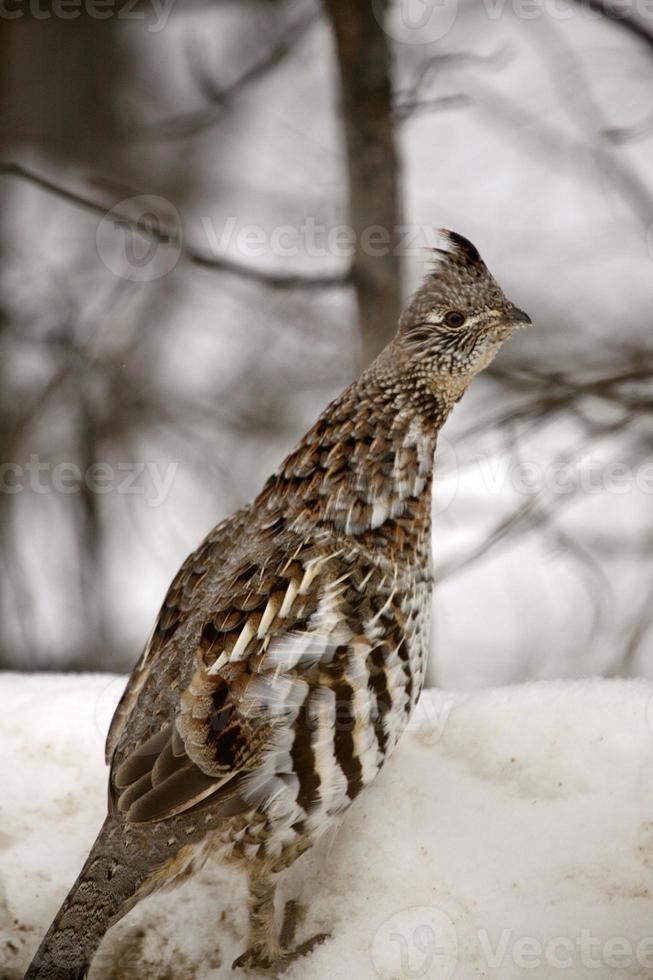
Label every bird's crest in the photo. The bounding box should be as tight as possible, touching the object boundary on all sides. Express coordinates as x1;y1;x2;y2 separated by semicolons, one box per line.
399;228;505;321
427;228;484;275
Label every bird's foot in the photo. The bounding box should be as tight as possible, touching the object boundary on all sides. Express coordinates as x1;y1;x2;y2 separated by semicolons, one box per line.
232;900;331;972
232;942;281;971
279;899;330;963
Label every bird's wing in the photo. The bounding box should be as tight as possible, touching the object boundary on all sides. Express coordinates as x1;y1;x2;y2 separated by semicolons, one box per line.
104;507;250;766
107;535;355;824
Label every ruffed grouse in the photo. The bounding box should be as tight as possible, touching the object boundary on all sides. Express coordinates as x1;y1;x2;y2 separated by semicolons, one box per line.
25;231;531;978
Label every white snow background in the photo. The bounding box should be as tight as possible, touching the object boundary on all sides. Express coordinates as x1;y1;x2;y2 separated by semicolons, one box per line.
4;673;653;979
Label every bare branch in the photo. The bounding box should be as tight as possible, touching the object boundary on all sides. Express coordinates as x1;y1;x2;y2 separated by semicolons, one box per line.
133;7;321;142
0;162;351;291
572;0;653;52
607;580;653;677
394;93;470;124
394;46;509;122
403;80;653;230
461;359;653;445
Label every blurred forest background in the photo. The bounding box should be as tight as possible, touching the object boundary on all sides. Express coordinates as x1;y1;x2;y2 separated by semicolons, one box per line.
1;0;652;688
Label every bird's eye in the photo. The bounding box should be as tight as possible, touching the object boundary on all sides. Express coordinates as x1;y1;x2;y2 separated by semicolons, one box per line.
444;310;466;328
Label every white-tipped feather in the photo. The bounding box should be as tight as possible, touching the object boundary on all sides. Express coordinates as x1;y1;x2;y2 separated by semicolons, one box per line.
207;651;228;675
278;579;299;618
230;618;256;662
257;595;279;639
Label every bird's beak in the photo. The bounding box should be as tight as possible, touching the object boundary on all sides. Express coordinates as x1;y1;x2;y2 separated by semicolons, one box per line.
506;305;532;329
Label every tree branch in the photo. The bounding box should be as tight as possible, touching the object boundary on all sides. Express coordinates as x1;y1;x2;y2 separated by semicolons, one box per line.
133;7;321;142
0;162;351;291
572;0;653;52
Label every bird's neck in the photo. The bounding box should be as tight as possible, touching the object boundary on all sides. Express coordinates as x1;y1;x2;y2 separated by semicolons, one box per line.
258;361;457;565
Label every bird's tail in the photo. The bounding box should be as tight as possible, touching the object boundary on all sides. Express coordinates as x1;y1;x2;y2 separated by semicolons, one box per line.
24;818;149;980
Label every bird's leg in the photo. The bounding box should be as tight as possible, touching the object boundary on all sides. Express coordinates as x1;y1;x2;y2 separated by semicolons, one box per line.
233;866;331;970
233;868;284;970
279;899;330;963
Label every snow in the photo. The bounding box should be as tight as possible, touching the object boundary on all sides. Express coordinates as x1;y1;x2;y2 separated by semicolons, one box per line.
4;672;653;979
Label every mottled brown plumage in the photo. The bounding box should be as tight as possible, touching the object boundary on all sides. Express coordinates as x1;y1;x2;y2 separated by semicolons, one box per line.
25;231;531;978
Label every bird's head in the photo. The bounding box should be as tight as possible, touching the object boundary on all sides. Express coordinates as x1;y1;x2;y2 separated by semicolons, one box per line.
391;230;531;397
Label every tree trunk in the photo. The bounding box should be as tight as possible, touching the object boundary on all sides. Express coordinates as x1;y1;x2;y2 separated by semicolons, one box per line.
324;0;403;367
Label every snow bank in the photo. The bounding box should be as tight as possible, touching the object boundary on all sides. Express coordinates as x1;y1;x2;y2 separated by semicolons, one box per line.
3;673;653;979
